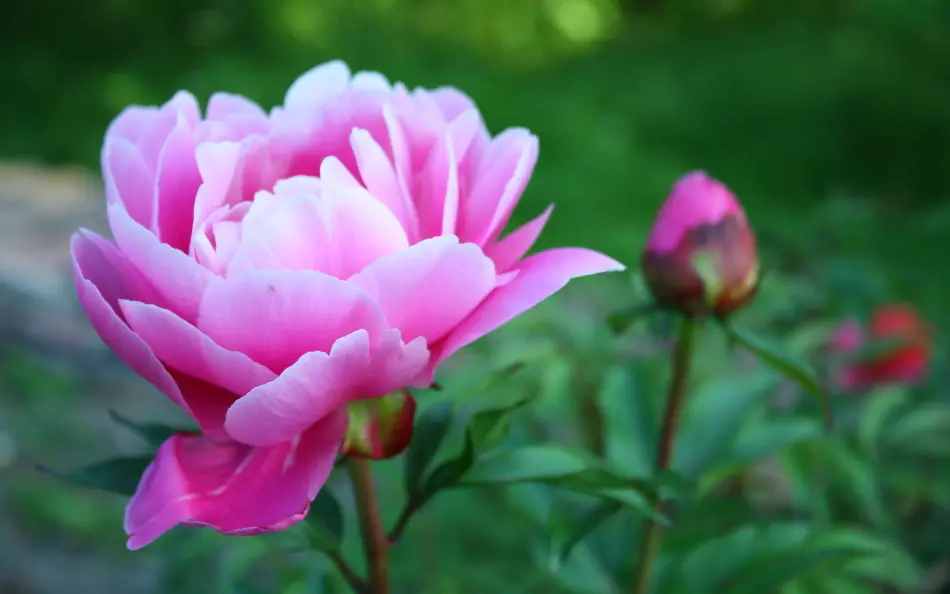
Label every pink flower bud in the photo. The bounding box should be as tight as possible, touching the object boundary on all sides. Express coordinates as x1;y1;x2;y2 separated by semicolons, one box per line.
342;390;416;459
641;171;758;317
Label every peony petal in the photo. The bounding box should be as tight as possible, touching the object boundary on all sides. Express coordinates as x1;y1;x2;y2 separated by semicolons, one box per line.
102;138;153;230
207;93;268;122
108;202;212;324
121;301;277;434
198;269;387;373
349;236;497;344
428;248;625;375
70;231;189;413
350;128;418;235
136;92;201;170
483;205;553;273
228;182;409;278
226;329;428;446
124;409;346;550
284;61;352;108
154;123;202;252
459;129;539;246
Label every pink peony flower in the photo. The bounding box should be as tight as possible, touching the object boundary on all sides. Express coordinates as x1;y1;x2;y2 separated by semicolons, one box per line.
641;171;758;317
71;61;623;549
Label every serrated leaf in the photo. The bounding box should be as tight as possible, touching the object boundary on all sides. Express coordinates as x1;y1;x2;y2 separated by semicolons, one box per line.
719;322;832;429
305;488;344;552
108;410;191;449
404;401;454;495
38;456;152;496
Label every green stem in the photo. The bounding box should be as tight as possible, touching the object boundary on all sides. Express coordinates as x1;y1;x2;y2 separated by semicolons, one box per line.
631;317;697;594
347;458;390;594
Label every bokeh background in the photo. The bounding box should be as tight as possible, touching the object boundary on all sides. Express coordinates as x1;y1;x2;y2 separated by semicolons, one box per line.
1;0;949;592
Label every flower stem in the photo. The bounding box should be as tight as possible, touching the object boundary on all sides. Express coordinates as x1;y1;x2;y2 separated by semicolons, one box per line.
631;317;697;594
347;458;390;594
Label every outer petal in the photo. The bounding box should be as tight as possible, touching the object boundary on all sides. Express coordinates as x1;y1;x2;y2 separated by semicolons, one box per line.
103;138;153;230
154;123;202;252
108;202;212;324
646;171;745;253
283;61;352;108
70;231;188;413
198;270;387;373
226;329;429;447
124;409;347;550
483;205;553;273
428;248;625;375
121;301;278;434
349;235;497;344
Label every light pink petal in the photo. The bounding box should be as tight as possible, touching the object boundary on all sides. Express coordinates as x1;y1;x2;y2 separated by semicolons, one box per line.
192;142;242;234
484;205;554;273
283;61;352;108
106;106;158;145
319;156;364;189
102;138;154;230
137;93;201;170
207;93;268;122
459;129;539;246
198;269;387;373
228;184;409;278
154;123;202;252
351;70;391;91
428;248;625;376
108;202;212;325
121;301;277;435
350;128;418;234
349;235;496;344
124;409;346;550
70;231;188;413
226;329;429;446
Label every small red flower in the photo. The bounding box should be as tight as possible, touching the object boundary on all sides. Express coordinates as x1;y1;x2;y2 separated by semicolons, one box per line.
831;304;931;390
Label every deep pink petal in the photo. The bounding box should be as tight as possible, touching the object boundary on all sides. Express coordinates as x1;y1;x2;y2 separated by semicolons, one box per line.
428;248;625;376
646;171;745;253
484;205;553;273
121;301;277;434
70;231;189;413
102;138;154;230
108;202;212;325
154;123;202;252
124;409;346;550
197;270;387;373
226;329;429;446
349;236;497;344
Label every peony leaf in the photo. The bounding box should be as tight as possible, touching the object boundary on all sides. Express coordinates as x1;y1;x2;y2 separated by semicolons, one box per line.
404;400;454;495
305;488;344;552
108;410;192;449
548;499;623;570
606;302;659;335
718;321;832;429
37;456;152;496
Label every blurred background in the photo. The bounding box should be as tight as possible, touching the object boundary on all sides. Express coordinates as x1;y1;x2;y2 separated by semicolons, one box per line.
1;0;949;592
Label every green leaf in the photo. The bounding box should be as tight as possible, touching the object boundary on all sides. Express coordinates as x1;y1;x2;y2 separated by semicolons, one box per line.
598;365;657;477
419;436;475;498
404;401;454;495
108;410;191;449
606;302;658;335
458;445;671;521
675;372;778;480
38;456;152;496
548;500;623;570
856;388;907;458
723;546;871;594
718;322;832;429
304;488;344;552
467;395;533;454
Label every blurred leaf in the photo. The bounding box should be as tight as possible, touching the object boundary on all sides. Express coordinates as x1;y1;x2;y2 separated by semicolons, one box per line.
722;546;871;594
38;456;151;496
857;388;907;458
108;410;190;449
675;372;778;480
718;322;832;429
468;395;533;454
548;499;623;570
822;439;890;529
607;302;658;335
809;528;923;587
598;365;656;477
419;435;475;498
404;401;454;495
305;488;344;552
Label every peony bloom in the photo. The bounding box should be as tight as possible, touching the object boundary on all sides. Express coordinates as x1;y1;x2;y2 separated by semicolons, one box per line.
641;171;758;317
831;304;931;391
71;61;624;549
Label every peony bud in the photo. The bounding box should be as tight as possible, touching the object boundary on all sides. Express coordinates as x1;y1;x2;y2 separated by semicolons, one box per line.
831;304;931;391
641;171;758;317
342;390;417;459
